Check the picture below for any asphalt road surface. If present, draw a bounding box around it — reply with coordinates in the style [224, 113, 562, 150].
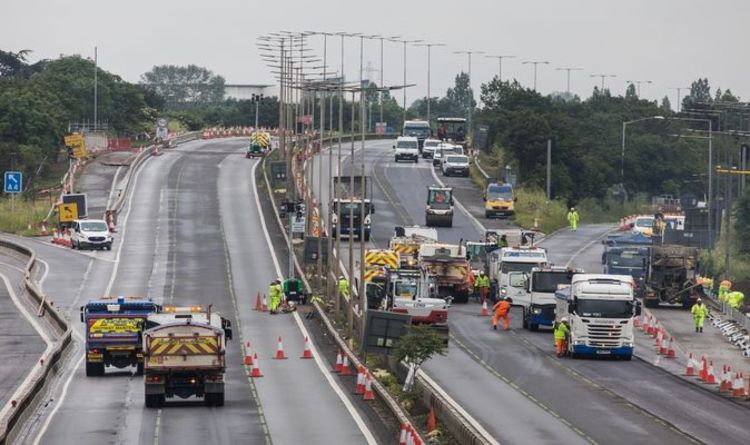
[16, 139, 376, 445]
[308, 140, 750, 445]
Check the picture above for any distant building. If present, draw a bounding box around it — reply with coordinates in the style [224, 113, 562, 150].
[224, 84, 276, 100]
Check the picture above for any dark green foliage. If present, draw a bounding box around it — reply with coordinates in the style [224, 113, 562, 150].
[392, 325, 448, 367]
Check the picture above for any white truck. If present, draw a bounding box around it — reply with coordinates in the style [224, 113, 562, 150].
[142, 306, 233, 407]
[509, 266, 581, 331]
[488, 245, 548, 303]
[555, 274, 640, 360]
[390, 226, 438, 268]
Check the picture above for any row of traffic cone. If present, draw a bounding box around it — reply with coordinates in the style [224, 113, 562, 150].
[355, 366, 375, 401]
[399, 422, 426, 445]
[254, 292, 269, 312]
[243, 336, 315, 378]
[51, 229, 71, 247]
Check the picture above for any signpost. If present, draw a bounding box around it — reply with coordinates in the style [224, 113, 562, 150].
[62, 193, 88, 219]
[58, 203, 78, 223]
[3, 171, 22, 193]
[64, 133, 87, 158]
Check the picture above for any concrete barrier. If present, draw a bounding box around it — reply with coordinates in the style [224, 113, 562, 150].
[0, 239, 72, 445]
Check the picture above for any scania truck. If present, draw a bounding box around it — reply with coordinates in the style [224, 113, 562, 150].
[555, 274, 640, 360]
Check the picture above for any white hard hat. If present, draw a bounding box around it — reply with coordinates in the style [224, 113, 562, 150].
[561, 317, 569, 323]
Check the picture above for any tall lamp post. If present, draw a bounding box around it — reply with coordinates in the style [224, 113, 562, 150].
[415, 42, 445, 122]
[377, 36, 400, 125]
[626, 79, 652, 97]
[555, 67, 583, 94]
[590, 73, 616, 92]
[454, 50, 484, 134]
[485, 55, 515, 81]
[391, 38, 423, 123]
[522, 60, 550, 91]
[250, 93, 264, 128]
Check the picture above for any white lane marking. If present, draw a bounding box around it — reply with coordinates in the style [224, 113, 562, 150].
[251, 159, 378, 445]
[32, 155, 154, 444]
[37, 258, 50, 288]
[106, 166, 123, 211]
[417, 369, 501, 445]
[564, 230, 612, 268]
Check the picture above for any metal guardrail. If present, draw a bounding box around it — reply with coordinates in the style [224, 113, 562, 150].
[718, 301, 750, 330]
[0, 239, 72, 445]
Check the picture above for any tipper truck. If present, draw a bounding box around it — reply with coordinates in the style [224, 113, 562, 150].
[555, 274, 640, 360]
[332, 175, 374, 241]
[419, 243, 471, 303]
[390, 226, 438, 269]
[80, 296, 160, 376]
[641, 245, 700, 309]
[143, 306, 233, 407]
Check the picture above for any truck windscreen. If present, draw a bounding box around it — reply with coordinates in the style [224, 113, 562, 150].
[576, 300, 631, 318]
[532, 272, 572, 293]
[337, 202, 372, 215]
[500, 262, 540, 274]
[404, 127, 430, 138]
[609, 252, 645, 268]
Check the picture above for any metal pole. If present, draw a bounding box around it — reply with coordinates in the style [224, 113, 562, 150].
[725, 148, 732, 277]
[621, 121, 627, 183]
[335, 34, 345, 315]
[708, 120, 713, 249]
[94, 46, 98, 131]
[403, 41, 407, 123]
[546, 139, 552, 201]
[348, 90, 356, 335]
[359, 37, 367, 339]
[380, 38, 384, 124]
[427, 45, 431, 121]
[317, 35, 327, 293]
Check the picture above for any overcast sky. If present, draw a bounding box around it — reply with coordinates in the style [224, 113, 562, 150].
[3, 0, 748, 108]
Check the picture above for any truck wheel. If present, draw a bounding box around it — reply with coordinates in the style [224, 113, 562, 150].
[485, 211, 491, 218]
[622, 354, 633, 361]
[85, 361, 104, 377]
[522, 312, 529, 329]
[213, 392, 225, 407]
[642, 298, 659, 308]
[529, 323, 539, 332]
[364, 233, 371, 242]
[446, 219, 453, 228]
[135, 362, 144, 376]
[145, 394, 165, 408]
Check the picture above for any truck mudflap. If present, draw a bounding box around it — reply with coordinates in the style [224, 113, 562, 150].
[570, 344, 633, 358]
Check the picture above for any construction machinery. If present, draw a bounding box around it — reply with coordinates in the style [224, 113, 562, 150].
[436, 117, 467, 148]
[425, 186, 454, 227]
[389, 226, 438, 269]
[332, 175, 374, 241]
[466, 231, 502, 276]
[488, 245, 548, 303]
[419, 243, 471, 303]
[143, 305, 233, 407]
[80, 296, 160, 377]
[246, 131, 270, 158]
[641, 245, 700, 309]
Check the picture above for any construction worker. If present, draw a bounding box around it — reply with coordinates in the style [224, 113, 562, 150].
[269, 279, 283, 314]
[492, 297, 512, 331]
[567, 207, 580, 232]
[338, 276, 349, 299]
[477, 271, 490, 303]
[498, 234, 508, 249]
[553, 318, 570, 357]
[727, 291, 745, 310]
[718, 279, 732, 302]
[690, 298, 709, 332]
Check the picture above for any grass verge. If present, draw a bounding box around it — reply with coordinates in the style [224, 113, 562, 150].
[0, 198, 52, 236]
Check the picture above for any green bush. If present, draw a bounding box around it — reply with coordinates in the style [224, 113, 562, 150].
[0, 197, 50, 235]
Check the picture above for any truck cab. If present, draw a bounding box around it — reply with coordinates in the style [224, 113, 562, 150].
[603, 246, 649, 281]
[80, 296, 160, 376]
[489, 246, 548, 303]
[403, 120, 432, 151]
[425, 186, 454, 227]
[515, 266, 581, 331]
[555, 274, 640, 359]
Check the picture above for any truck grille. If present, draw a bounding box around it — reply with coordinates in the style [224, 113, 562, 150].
[586, 323, 623, 347]
[89, 237, 106, 242]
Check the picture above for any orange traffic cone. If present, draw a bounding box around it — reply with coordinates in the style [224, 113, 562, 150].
[335, 350, 343, 373]
[706, 361, 717, 384]
[427, 405, 437, 432]
[732, 373, 745, 398]
[399, 423, 409, 445]
[480, 300, 490, 316]
[684, 353, 696, 376]
[254, 293, 262, 311]
[251, 353, 263, 378]
[666, 337, 676, 358]
[244, 340, 253, 366]
[633, 315, 640, 328]
[699, 356, 708, 381]
[363, 372, 374, 401]
[355, 367, 365, 394]
[341, 354, 352, 375]
[719, 365, 731, 393]
[261, 294, 268, 312]
[300, 336, 313, 359]
[274, 336, 287, 359]
[659, 335, 668, 355]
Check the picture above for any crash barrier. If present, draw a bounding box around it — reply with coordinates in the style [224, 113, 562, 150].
[0, 239, 72, 445]
[261, 151, 426, 444]
[638, 310, 750, 400]
[703, 288, 750, 357]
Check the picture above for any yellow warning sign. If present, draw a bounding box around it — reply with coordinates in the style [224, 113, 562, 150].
[64, 133, 87, 158]
[58, 202, 78, 222]
[88, 317, 143, 334]
[149, 336, 219, 355]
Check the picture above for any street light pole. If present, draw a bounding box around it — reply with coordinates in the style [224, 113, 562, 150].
[454, 50, 485, 135]
[555, 67, 583, 94]
[94, 46, 98, 131]
[394, 39, 422, 123]
[486, 55, 515, 81]
[522, 60, 550, 91]
[378, 36, 399, 125]
[626, 79, 652, 97]
[590, 73, 616, 92]
[416, 43, 445, 122]
[669, 86, 691, 112]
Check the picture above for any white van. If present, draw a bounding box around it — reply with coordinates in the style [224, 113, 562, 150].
[394, 136, 419, 163]
[71, 219, 113, 250]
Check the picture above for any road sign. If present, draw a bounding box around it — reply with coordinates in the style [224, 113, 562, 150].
[58, 202, 78, 222]
[64, 133, 87, 158]
[292, 215, 306, 233]
[62, 193, 88, 218]
[3, 171, 22, 193]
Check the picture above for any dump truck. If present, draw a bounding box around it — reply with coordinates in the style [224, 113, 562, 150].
[603, 246, 649, 281]
[332, 175, 374, 241]
[390, 226, 438, 268]
[80, 296, 160, 376]
[641, 245, 700, 309]
[143, 306, 233, 407]
[419, 243, 471, 303]
[425, 186, 454, 227]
